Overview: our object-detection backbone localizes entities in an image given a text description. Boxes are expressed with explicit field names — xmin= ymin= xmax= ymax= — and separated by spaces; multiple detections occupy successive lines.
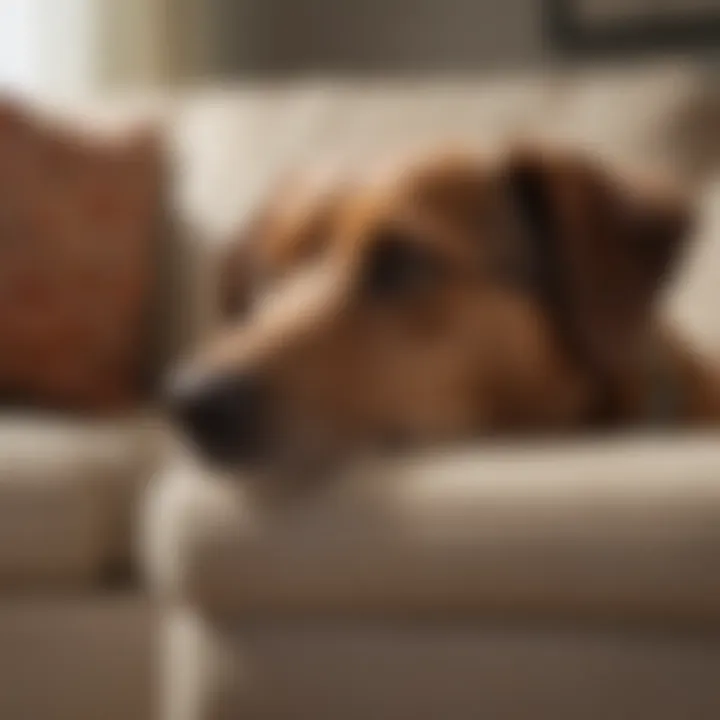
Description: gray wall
xmin=203 ymin=0 xmax=549 ymax=76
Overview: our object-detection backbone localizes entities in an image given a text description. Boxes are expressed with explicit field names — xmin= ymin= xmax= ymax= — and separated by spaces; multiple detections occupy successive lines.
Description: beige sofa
xmin=3 ymin=61 xmax=720 ymax=720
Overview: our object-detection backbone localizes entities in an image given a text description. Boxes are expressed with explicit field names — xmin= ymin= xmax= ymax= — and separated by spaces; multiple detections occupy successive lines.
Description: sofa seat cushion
xmin=0 ymin=594 xmax=154 ymax=720
xmin=163 ymin=608 xmax=720 ymax=720
xmin=0 ymin=414 xmax=160 ymax=589
xmin=145 ymin=433 xmax=720 ymax=622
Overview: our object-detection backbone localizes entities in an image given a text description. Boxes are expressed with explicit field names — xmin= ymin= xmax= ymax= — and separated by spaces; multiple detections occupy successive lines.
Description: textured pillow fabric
xmin=0 ymin=101 xmax=167 ymax=412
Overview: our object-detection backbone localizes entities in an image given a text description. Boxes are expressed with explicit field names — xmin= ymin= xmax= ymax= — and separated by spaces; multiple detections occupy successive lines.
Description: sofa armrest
xmin=0 ymin=413 xmax=161 ymax=588
xmin=143 ymin=432 xmax=720 ymax=622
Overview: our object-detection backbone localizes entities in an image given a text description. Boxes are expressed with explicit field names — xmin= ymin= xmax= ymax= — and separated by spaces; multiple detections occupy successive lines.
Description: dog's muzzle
xmin=165 ymin=368 xmax=269 ymax=465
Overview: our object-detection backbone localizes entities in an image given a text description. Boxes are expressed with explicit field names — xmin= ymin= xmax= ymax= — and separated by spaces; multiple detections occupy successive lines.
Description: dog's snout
xmin=166 ymin=369 xmax=267 ymax=463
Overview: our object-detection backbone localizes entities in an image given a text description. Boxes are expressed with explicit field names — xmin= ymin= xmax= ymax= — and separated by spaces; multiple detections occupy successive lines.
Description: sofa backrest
xmin=40 ymin=62 xmax=720 ymax=391
xmin=172 ymin=63 xmax=720 ymax=348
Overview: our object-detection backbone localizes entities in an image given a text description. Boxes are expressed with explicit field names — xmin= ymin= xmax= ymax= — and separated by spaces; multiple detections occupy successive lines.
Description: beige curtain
xmin=1 ymin=0 xmax=202 ymax=97
xmin=97 ymin=0 xmax=207 ymax=89
xmin=97 ymin=0 xmax=170 ymax=88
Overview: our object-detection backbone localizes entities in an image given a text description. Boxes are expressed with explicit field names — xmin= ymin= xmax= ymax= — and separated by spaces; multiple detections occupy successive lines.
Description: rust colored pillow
xmin=0 ymin=102 xmax=167 ymax=412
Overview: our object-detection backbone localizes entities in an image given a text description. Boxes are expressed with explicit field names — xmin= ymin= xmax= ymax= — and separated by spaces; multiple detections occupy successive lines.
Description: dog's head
xmin=168 ymin=146 xmax=693 ymax=474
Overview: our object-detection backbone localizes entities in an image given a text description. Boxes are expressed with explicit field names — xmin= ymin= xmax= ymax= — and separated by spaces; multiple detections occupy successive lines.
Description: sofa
xmin=2 ymin=60 xmax=720 ymax=720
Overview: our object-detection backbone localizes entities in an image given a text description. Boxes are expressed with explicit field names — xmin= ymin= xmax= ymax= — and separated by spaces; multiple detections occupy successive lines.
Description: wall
xmin=198 ymin=0 xmax=550 ymax=77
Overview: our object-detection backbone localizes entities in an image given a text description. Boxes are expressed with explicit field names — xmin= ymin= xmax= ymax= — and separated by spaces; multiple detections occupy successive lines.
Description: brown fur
xmin=185 ymin=145 xmax=720 ymax=468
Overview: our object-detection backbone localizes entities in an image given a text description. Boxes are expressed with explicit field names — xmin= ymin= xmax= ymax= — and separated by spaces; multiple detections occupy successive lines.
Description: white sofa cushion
xmin=0 ymin=414 xmax=160 ymax=588
xmin=144 ymin=433 xmax=720 ymax=621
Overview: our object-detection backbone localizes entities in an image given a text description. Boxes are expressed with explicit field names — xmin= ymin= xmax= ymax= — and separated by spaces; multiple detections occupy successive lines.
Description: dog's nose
xmin=166 ymin=370 xmax=267 ymax=463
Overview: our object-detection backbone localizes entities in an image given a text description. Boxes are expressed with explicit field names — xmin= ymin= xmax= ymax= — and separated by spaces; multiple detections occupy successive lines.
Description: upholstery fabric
xmin=0 ymin=101 xmax=167 ymax=411
xmin=144 ymin=434 xmax=720 ymax=622
xmin=0 ymin=414 xmax=160 ymax=588
xmin=667 ymin=176 xmax=720 ymax=352
xmin=0 ymin=595 xmax=155 ymax=720
xmin=163 ymin=607 xmax=720 ymax=720
xmin=174 ymin=64 xmax=715 ymax=243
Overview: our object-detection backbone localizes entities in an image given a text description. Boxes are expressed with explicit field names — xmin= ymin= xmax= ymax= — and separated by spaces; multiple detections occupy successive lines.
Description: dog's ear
xmin=503 ymin=146 xmax=694 ymax=373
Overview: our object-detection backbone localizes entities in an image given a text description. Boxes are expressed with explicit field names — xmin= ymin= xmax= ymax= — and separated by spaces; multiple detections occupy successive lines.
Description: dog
xmin=167 ymin=144 xmax=720 ymax=477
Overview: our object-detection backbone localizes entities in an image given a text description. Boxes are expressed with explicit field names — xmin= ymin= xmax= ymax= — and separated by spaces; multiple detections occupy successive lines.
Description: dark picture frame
xmin=547 ymin=0 xmax=720 ymax=56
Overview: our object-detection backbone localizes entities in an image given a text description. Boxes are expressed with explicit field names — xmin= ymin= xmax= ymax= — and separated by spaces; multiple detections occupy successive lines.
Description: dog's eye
xmin=364 ymin=229 xmax=439 ymax=299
